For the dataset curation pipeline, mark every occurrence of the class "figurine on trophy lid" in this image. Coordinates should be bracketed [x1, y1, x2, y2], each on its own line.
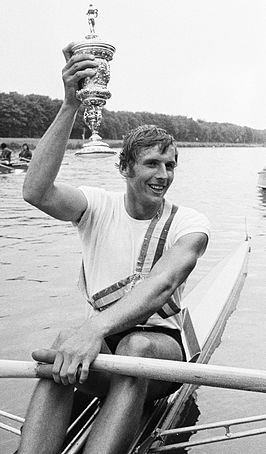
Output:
[71, 4, 116, 156]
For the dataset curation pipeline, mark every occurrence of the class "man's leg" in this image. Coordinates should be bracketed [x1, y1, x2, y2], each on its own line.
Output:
[17, 329, 75, 454]
[83, 331, 184, 454]
[17, 378, 74, 454]
[17, 331, 112, 454]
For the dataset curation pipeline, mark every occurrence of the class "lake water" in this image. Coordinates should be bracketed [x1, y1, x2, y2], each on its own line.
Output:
[1, 146, 266, 453]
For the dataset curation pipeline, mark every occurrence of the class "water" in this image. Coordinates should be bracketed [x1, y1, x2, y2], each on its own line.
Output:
[0, 147, 266, 453]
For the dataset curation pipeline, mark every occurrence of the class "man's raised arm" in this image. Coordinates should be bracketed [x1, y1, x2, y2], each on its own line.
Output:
[23, 44, 99, 222]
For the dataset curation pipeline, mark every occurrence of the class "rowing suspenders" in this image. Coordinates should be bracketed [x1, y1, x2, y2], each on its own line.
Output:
[78, 200, 180, 319]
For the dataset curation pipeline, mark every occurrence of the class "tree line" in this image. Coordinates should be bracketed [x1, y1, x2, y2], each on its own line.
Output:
[1, 91, 265, 144]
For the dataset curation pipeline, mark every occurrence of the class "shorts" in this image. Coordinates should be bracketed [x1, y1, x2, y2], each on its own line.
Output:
[105, 326, 186, 394]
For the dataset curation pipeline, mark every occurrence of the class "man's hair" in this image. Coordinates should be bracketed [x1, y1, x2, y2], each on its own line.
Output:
[118, 125, 178, 171]
[1, 143, 7, 149]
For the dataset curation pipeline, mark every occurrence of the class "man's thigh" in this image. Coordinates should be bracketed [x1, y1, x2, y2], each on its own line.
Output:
[76, 338, 112, 397]
[115, 330, 185, 401]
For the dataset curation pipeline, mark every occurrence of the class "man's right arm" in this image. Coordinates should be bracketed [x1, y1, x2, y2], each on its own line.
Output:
[23, 44, 98, 222]
[23, 102, 87, 222]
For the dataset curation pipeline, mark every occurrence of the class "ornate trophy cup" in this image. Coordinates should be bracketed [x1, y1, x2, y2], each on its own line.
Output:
[72, 4, 116, 155]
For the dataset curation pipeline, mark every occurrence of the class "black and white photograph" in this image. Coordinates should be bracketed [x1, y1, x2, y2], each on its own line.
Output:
[1, 1, 266, 453]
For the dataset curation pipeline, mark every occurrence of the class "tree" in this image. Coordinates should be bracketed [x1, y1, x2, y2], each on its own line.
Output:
[0, 91, 265, 143]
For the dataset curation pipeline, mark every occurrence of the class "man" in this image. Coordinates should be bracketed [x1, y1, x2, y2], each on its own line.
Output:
[0, 142, 12, 164]
[18, 44, 210, 454]
[19, 143, 32, 161]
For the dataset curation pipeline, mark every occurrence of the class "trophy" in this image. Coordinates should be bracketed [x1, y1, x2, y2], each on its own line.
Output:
[72, 4, 116, 155]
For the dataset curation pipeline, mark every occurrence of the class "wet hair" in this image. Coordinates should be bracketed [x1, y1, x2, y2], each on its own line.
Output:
[118, 125, 178, 171]
[1, 143, 7, 149]
[22, 143, 29, 151]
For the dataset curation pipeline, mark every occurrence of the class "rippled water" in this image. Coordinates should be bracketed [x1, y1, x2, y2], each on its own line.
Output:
[1, 147, 266, 453]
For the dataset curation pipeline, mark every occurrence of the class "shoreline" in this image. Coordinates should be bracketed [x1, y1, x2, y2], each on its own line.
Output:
[1, 137, 265, 151]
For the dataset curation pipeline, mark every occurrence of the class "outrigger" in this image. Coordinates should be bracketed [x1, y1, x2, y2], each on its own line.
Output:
[2, 239, 266, 453]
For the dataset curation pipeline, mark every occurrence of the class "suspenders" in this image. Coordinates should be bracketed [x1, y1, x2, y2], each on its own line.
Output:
[78, 200, 180, 319]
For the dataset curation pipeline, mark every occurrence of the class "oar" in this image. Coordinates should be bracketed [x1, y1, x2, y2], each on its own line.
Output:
[1, 355, 266, 393]
[0, 162, 12, 169]
[19, 157, 31, 163]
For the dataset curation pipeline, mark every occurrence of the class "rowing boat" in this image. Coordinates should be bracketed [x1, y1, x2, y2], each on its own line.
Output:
[0, 161, 29, 174]
[134, 239, 250, 454]
[63, 239, 250, 453]
[0, 240, 250, 453]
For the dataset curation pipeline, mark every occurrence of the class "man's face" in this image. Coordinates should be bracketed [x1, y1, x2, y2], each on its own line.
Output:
[126, 144, 177, 208]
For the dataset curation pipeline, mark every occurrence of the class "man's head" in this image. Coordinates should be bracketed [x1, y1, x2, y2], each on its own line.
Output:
[1, 143, 7, 150]
[119, 126, 178, 218]
[118, 125, 178, 173]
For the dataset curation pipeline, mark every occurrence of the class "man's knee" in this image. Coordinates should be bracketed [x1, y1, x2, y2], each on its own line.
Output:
[115, 333, 155, 358]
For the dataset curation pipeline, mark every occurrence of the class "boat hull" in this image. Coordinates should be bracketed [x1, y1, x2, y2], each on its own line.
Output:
[129, 241, 249, 453]
[258, 169, 266, 189]
[0, 162, 28, 174]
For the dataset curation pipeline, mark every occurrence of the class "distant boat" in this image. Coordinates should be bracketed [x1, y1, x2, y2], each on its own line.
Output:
[0, 161, 29, 174]
[258, 168, 266, 189]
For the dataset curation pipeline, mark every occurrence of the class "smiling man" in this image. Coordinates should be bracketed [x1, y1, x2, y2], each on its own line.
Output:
[18, 44, 210, 454]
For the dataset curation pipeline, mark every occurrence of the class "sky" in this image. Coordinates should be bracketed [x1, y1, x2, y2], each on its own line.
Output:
[1, 0, 266, 130]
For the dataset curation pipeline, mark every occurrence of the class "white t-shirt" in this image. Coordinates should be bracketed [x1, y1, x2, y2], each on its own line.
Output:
[76, 187, 210, 330]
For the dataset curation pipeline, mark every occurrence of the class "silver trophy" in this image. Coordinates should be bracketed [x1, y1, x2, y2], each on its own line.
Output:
[72, 4, 116, 156]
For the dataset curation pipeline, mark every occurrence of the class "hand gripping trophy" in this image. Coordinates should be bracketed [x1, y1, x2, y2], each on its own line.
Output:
[72, 4, 116, 155]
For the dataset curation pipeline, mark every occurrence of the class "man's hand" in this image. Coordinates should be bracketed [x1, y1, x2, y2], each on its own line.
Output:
[62, 42, 99, 110]
[33, 323, 103, 386]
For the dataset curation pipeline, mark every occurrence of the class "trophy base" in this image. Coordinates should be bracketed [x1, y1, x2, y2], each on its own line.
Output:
[75, 134, 116, 157]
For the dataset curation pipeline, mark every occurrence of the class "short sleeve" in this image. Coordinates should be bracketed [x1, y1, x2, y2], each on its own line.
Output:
[73, 186, 108, 230]
[168, 206, 211, 246]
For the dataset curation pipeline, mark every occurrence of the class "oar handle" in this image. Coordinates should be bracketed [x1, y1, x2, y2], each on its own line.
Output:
[0, 360, 52, 378]
[1, 356, 266, 393]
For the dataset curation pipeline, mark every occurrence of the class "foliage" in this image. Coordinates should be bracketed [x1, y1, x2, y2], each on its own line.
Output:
[0, 92, 265, 144]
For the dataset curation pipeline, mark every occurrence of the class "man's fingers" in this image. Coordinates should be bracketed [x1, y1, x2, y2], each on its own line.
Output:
[72, 69, 97, 82]
[52, 352, 64, 384]
[67, 361, 82, 385]
[64, 52, 97, 71]
[59, 355, 73, 386]
[32, 349, 57, 364]
[66, 60, 98, 77]
[66, 359, 89, 385]
[78, 360, 90, 384]
[62, 42, 76, 62]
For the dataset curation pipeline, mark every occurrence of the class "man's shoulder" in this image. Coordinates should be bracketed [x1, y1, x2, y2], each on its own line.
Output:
[167, 203, 210, 240]
[79, 186, 123, 202]
[77, 186, 124, 226]
[174, 205, 208, 220]
[164, 200, 204, 223]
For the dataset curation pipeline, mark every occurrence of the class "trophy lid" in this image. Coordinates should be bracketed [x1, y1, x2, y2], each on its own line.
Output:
[71, 4, 115, 59]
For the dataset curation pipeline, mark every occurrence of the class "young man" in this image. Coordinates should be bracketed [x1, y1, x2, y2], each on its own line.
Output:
[19, 143, 32, 161]
[0, 143, 12, 164]
[17, 44, 210, 454]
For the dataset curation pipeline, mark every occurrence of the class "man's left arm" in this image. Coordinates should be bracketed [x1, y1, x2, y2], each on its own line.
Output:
[37, 232, 208, 385]
[76, 232, 207, 382]
[96, 231, 208, 335]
